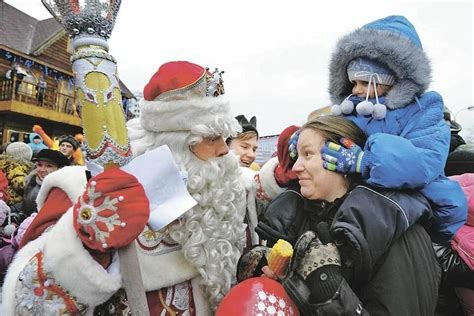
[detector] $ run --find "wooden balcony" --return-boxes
[0,78,81,127]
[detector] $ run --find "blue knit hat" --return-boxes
[347,57,396,86]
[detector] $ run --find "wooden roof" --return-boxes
[0,2,135,99]
[0,2,62,54]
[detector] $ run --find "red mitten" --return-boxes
[73,168,150,252]
[274,125,300,187]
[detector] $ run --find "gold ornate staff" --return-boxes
[41,1,149,315]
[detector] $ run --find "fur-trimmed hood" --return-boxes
[329,15,431,109]
[139,95,240,135]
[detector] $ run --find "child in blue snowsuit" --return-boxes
[324,15,467,244]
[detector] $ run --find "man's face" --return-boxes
[229,136,258,167]
[33,137,41,144]
[59,142,74,158]
[36,160,59,181]
[190,136,229,161]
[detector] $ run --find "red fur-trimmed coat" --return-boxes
[1,166,212,315]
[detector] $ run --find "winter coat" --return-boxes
[0,154,33,206]
[309,224,440,316]
[11,171,41,225]
[446,143,474,177]
[255,188,305,246]
[449,132,466,153]
[240,157,287,246]
[0,228,21,284]
[329,15,467,243]
[2,166,243,315]
[27,132,47,155]
[257,184,439,314]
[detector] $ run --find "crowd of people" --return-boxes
[0,15,472,315]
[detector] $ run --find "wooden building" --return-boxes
[0,2,135,145]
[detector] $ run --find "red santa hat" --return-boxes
[140,61,236,133]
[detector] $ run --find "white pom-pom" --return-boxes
[331,104,342,115]
[372,103,387,120]
[3,224,16,237]
[356,101,374,116]
[340,100,354,114]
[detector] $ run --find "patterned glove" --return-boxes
[295,222,343,304]
[321,138,364,174]
[236,245,270,282]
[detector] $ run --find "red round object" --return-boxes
[216,277,299,316]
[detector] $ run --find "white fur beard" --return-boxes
[128,125,247,309]
[169,150,247,309]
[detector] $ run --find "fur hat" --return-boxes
[347,57,396,86]
[59,135,80,151]
[33,149,71,168]
[329,15,431,109]
[140,61,237,133]
[6,142,33,161]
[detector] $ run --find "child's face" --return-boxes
[352,80,391,98]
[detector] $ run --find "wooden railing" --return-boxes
[0,78,78,116]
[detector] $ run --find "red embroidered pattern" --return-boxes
[255,173,271,201]
[33,252,80,313]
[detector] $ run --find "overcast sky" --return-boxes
[5,0,473,136]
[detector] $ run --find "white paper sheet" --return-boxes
[121,145,197,231]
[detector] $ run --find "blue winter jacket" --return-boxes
[345,93,467,242]
[329,15,467,242]
[349,92,448,188]
[28,133,47,155]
